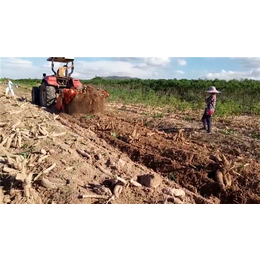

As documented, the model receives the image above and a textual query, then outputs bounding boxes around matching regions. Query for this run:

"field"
[0,81,260,204]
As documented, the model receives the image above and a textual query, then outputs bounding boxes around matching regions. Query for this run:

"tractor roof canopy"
[47,57,74,63]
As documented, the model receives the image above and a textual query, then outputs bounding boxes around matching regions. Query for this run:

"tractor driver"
[57,64,74,77]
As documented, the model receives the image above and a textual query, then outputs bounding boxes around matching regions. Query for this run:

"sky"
[1,57,260,80]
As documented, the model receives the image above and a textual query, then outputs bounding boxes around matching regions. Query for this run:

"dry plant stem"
[38,125,48,136]
[34,163,56,181]
[116,177,127,184]
[2,166,19,174]
[10,110,22,115]
[43,163,57,174]
[12,120,21,130]
[130,179,142,187]
[23,172,34,199]
[51,132,66,137]
[18,132,22,148]
[40,148,47,155]
[113,184,123,198]
[0,136,9,146]
[0,157,6,163]
[6,133,16,149]
[38,154,49,163]
[41,178,58,189]
[96,164,127,184]
[80,194,110,199]
[7,155,15,165]
[76,148,91,159]
[37,136,48,139]
[28,154,38,164]
[0,187,4,204]
[13,134,18,148]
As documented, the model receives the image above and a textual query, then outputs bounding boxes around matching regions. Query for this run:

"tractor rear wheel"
[39,81,56,107]
[32,86,40,105]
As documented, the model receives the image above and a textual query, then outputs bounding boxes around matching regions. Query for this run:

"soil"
[0,84,259,204]
[65,85,107,115]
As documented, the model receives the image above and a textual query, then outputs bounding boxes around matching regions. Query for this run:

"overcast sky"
[1,57,260,80]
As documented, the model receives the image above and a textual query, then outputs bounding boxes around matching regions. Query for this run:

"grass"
[81,114,95,119]
[251,133,260,139]
[153,113,164,119]
[168,172,176,182]
[221,129,234,135]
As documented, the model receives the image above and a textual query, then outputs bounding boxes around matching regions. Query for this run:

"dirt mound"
[65,85,107,115]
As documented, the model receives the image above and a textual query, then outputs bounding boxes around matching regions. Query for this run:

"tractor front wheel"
[39,81,56,107]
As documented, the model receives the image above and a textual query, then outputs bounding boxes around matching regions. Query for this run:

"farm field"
[0,83,260,204]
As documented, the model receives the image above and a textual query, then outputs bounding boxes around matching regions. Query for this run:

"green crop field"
[2,77,260,116]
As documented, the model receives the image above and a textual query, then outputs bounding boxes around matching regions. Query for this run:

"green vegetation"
[251,133,260,139]
[1,78,42,89]
[2,77,260,116]
[82,77,260,116]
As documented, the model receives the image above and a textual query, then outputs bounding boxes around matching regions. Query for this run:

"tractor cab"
[44,57,75,87]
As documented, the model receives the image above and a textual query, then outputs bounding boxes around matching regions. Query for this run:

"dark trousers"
[201,113,212,133]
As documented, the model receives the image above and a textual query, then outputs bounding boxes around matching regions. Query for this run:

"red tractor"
[31,57,83,111]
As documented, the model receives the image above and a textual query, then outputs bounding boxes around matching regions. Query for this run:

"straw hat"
[206,86,221,94]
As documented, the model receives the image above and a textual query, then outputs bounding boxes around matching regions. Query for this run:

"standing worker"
[201,86,221,134]
[6,78,15,98]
